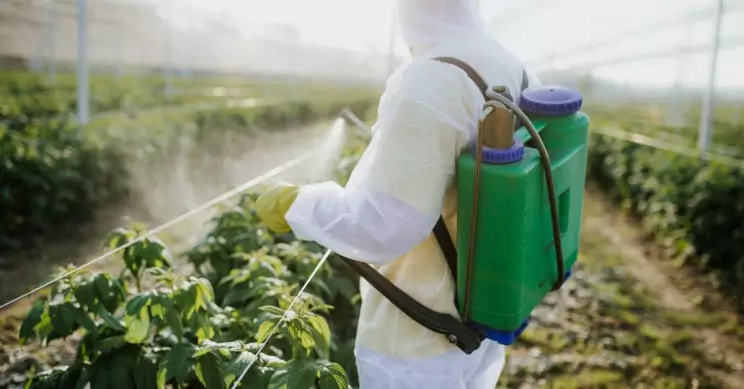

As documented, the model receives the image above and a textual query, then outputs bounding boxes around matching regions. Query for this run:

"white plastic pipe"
[76,0,89,127]
[698,0,724,152]
[48,0,57,84]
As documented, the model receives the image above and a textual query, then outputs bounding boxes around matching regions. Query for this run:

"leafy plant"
[15,115,376,388]
[0,71,379,256]
[587,128,744,309]
[18,194,355,388]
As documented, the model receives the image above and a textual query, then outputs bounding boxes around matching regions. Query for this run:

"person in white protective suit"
[255,0,540,387]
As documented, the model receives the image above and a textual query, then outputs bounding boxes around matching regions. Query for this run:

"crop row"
[586,106,744,158]
[0,71,378,120]
[587,123,744,309]
[0,71,380,254]
[11,107,375,389]
[16,197,362,389]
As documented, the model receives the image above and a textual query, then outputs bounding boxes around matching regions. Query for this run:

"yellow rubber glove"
[255,183,300,234]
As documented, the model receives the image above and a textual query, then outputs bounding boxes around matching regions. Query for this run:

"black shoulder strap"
[433,57,489,100]
[432,217,458,281]
[433,57,531,100]
[429,57,489,290]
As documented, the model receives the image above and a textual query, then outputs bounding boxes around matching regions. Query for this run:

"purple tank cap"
[520,85,583,116]
[478,140,525,164]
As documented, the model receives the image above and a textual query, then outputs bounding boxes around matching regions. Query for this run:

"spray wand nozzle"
[339,108,371,135]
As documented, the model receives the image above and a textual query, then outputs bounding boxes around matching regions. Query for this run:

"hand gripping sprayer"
[340,58,590,354]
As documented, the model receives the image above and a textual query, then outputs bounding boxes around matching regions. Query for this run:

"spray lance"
[338,73,589,353]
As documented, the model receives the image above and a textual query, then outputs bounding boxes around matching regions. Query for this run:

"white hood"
[395,0,489,52]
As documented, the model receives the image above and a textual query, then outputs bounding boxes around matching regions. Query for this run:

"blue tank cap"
[479,140,525,164]
[520,85,583,116]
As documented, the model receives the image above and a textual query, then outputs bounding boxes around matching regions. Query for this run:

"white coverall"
[285,0,540,387]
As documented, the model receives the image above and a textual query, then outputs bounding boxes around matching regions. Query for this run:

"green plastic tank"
[456,85,590,345]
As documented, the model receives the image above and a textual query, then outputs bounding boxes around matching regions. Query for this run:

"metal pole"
[667,26,690,127]
[116,31,123,79]
[164,22,173,100]
[48,0,57,84]
[698,0,724,152]
[77,0,89,127]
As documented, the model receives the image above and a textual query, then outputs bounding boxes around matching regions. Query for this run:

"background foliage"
[586,119,744,309]
[0,71,379,255]
[15,106,374,388]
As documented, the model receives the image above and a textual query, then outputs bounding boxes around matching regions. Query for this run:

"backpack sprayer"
[340,58,590,354]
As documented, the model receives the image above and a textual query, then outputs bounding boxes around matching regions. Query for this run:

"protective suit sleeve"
[285,59,484,266]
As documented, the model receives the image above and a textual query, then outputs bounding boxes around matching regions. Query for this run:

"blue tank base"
[563,268,573,283]
[469,320,530,346]
[469,269,574,346]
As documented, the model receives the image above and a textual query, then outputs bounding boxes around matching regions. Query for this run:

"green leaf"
[288,321,315,350]
[259,305,288,317]
[256,319,278,343]
[124,308,150,344]
[221,285,253,307]
[107,228,134,250]
[307,315,331,355]
[99,335,126,353]
[308,304,335,313]
[108,362,135,389]
[224,352,257,388]
[268,367,290,389]
[137,237,172,269]
[122,245,143,278]
[125,294,152,316]
[196,279,215,304]
[164,307,183,340]
[73,366,93,389]
[94,273,126,313]
[73,281,97,311]
[35,309,54,344]
[284,360,316,389]
[90,366,110,389]
[76,310,98,336]
[155,367,166,389]
[195,352,226,389]
[175,282,198,319]
[97,306,125,331]
[316,361,349,389]
[166,344,194,384]
[49,302,79,337]
[134,356,158,389]
[19,302,44,345]
[58,365,84,389]
[191,312,215,343]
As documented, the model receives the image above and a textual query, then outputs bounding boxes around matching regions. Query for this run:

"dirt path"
[581,188,744,388]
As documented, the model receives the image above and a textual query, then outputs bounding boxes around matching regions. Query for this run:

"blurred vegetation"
[586,111,744,311]
[0,71,380,255]
[0,106,377,389]
[12,195,359,389]
[0,71,379,115]
[587,104,744,158]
